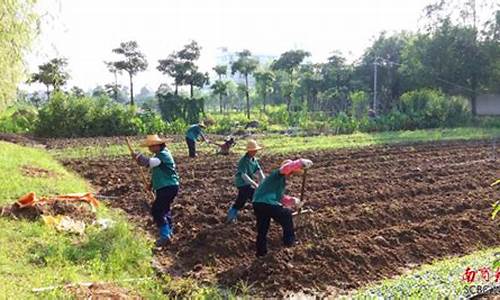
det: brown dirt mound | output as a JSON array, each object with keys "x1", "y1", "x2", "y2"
[
  {"x1": 21, "y1": 165, "x2": 57, "y2": 178},
  {"x1": 66, "y1": 282, "x2": 140, "y2": 299},
  {"x1": 1, "y1": 201, "x2": 96, "y2": 223},
  {"x1": 0, "y1": 133, "x2": 41, "y2": 147},
  {"x1": 63, "y1": 139, "x2": 500, "y2": 297}
]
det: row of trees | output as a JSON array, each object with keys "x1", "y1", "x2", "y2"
[{"x1": 26, "y1": 0, "x2": 499, "y2": 120}]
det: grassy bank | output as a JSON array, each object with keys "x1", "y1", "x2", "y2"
[{"x1": 0, "y1": 141, "x2": 163, "y2": 298}]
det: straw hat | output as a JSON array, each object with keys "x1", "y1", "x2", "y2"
[
  {"x1": 246, "y1": 139, "x2": 262, "y2": 151},
  {"x1": 140, "y1": 135, "x2": 167, "y2": 147},
  {"x1": 198, "y1": 121, "x2": 206, "y2": 128}
]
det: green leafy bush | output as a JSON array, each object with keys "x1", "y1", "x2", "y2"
[
  {"x1": 36, "y1": 93, "x2": 140, "y2": 137},
  {"x1": 400, "y1": 89, "x2": 470, "y2": 129},
  {"x1": 0, "y1": 105, "x2": 38, "y2": 133},
  {"x1": 265, "y1": 105, "x2": 290, "y2": 125},
  {"x1": 158, "y1": 92, "x2": 205, "y2": 124},
  {"x1": 329, "y1": 112, "x2": 357, "y2": 134}
]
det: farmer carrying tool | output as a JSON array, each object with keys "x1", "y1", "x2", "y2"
[
  {"x1": 185, "y1": 121, "x2": 210, "y2": 158},
  {"x1": 252, "y1": 158, "x2": 313, "y2": 257},
  {"x1": 227, "y1": 139, "x2": 265, "y2": 222},
  {"x1": 132, "y1": 135, "x2": 180, "y2": 247}
]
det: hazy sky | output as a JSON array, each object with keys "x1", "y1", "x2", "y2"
[{"x1": 26, "y1": 0, "x2": 431, "y2": 92}]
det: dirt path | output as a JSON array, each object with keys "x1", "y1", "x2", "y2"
[{"x1": 62, "y1": 139, "x2": 500, "y2": 297}]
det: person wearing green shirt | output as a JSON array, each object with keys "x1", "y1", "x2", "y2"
[
  {"x1": 227, "y1": 140, "x2": 265, "y2": 222},
  {"x1": 252, "y1": 158, "x2": 313, "y2": 257},
  {"x1": 133, "y1": 135, "x2": 180, "y2": 247},
  {"x1": 185, "y1": 122, "x2": 209, "y2": 158}
]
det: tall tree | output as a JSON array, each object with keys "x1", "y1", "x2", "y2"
[
  {"x1": 157, "y1": 40, "x2": 206, "y2": 98},
  {"x1": 70, "y1": 86, "x2": 85, "y2": 98},
  {"x1": 254, "y1": 70, "x2": 275, "y2": 112},
  {"x1": 29, "y1": 58, "x2": 70, "y2": 100},
  {"x1": 213, "y1": 65, "x2": 227, "y2": 112},
  {"x1": 356, "y1": 32, "x2": 409, "y2": 113},
  {"x1": 211, "y1": 80, "x2": 228, "y2": 113},
  {"x1": 104, "y1": 61, "x2": 122, "y2": 102},
  {"x1": 111, "y1": 41, "x2": 148, "y2": 106},
  {"x1": 186, "y1": 71, "x2": 209, "y2": 98},
  {"x1": 0, "y1": 0, "x2": 38, "y2": 110},
  {"x1": 319, "y1": 53, "x2": 355, "y2": 113},
  {"x1": 231, "y1": 50, "x2": 259, "y2": 118},
  {"x1": 157, "y1": 55, "x2": 188, "y2": 95},
  {"x1": 272, "y1": 50, "x2": 310, "y2": 112},
  {"x1": 297, "y1": 63, "x2": 322, "y2": 111},
  {"x1": 422, "y1": 0, "x2": 499, "y2": 114}
]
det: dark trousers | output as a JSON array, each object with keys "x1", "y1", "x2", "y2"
[
  {"x1": 152, "y1": 185, "x2": 179, "y2": 228},
  {"x1": 186, "y1": 137, "x2": 196, "y2": 157},
  {"x1": 253, "y1": 202, "x2": 295, "y2": 257},
  {"x1": 232, "y1": 185, "x2": 255, "y2": 210}
]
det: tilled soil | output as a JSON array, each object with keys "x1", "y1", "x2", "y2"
[{"x1": 63, "y1": 139, "x2": 500, "y2": 297}]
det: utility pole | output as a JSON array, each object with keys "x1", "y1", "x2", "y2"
[{"x1": 373, "y1": 57, "x2": 378, "y2": 114}]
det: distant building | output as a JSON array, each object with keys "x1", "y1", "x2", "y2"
[{"x1": 476, "y1": 94, "x2": 500, "y2": 115}]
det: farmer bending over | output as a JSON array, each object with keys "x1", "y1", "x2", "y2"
[
  {"x1": 133, "y1": 135, "x2": 180, "y2": 247},
  {"x1": 227, "y1": 139, "x2": 265, "y2": 222},
  {"x1": 185, "y1": 121, "x2": 209, "y2": 158},
  {"x1": 252, "y1": 158, "x2": 313, "y2": 257}
]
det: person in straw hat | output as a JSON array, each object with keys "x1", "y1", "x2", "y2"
[
  {"x1": 133, "y1": 134, "x2": 180, "y2": 247},
  {"x1": 226, "y1": 139, "x2": 265, "y2": 222},
  {"x1": 252, "y1": 158, "x2": 313, "y2": 257},
  {"x1": 185, "y1": 121, "x2": 210, "y2": 158}
]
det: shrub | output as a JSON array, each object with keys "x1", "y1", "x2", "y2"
[
  {"x1": 329, "y1": 112, "x2": 357, "y2": 134},
  {"x1": 158, "y1": 92, "x2": 205, "y2": 124},
  {"x1": 35, "y1": 92, "x2": 141, "y2": 137},
  {"x1": 265, "y1": 105, "x2": 289, "y2": 125},
  {"x1": 400, "y1": 89, "x2": 470, "y2": 129},
  {"x1": 0, "y1": 105, "x2": 38, "y2": 133}
]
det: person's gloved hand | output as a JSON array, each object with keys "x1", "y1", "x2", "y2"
[{"x1": 300, "y1": 159, "x2": 313, "y2": 169}]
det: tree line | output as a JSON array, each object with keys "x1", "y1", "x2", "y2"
[{"x1": 25, "y1": 0, "x2": 499, "y2": 120}]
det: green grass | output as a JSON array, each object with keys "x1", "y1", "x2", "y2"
[
  {"x1": 0, "y1": 141, "x2": 238, "y2": 299},
  {"x1": 0, "y1": 142, "x2": 89, "y2": 202},
  {"x1": 51, "y1": 127, "x2": 500, "y2": 160},
  {"x1": 0, "y1": 141, "x2": 164, "y2": 299},
  {"x1": 351, "y1": 247, "x2": 500, "y2": 299}
]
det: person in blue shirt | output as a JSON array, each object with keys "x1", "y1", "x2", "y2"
[
  {"x1": 252, "y1": 158, "x2": 313, "y2": 257},
  {"x1": 133, "y1": 135, "x2": 180, "y2": 247},
  {"x1": 185, "y1": 122, "x2": 209, "y2": 158}
]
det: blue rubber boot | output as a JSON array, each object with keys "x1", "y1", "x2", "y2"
[
  {"x1": 226, "y1": 207, "x2": 238, "y2": 223},
  {"x1": 156, "y1": 224, "x2": 172, "y2": 247}
]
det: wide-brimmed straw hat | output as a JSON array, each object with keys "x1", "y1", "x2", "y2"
[
  {"x1": 140, "y1": 135, "x2": 167, "y2": 147},
  {"x1": 246, "y1": 139, "x2": 262, "y2": 151}
]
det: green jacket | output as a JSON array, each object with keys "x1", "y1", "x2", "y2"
[
  {"x1": 252, "y1": 169, "x2": 285, "y2": 205},
  {"x1": 185, "y1": 124, "x2": 204, "y2": 141},
  {"x1": 151, "y1": 149, "x2": 179, "y2": 190},
  {"x1": 234, "y1": 153, "x2": 261, "y2": 188}
]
